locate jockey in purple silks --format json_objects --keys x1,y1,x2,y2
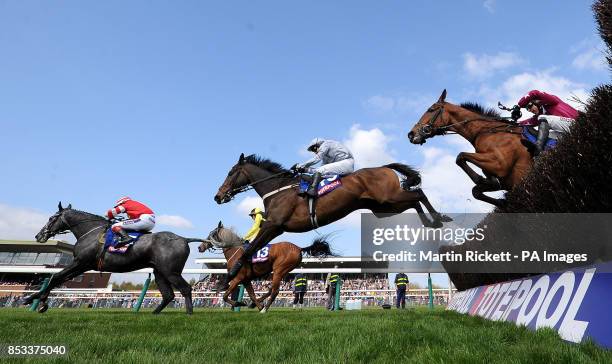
[{"x1": 517, "y1": 90, "x2": 579, "y2": 155}]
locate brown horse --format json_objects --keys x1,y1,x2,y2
[
  {"x1": 214, "y1": 153, "x2": 451, "y2": 280},
  {"x1": 407, "y1": 90, "x2": 532, "y2": 207},
  {"x1": 198, "y1": 222, "x2": 333, "y2": 313}
]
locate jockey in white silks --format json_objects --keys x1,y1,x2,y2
[{"x1": 293, "y1": 138, "x2": 355, "y2": 197}]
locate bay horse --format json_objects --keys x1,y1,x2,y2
[
  {"x1": 407, "y1": 89, "x2": 532, "y2": 207},
  {"x1": 214, "y1": 153, "x2": 451, "y2": 280},
  {"x1": 198, "y1": 221, "x2": 333, "y2": 313},
  {"x1": 25, "y1": 202, "x2": 207, "y2": 314}
]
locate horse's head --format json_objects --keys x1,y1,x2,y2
[
  {"x1": 35, "y1": 202, "x2": 72, "y2": 243},
  {"x1": 408, "y1": 89, "x2": 450, "y2": 145},
  {"x1": 214, "y1": 153, "x2": 253, "y2": 204},
  {"x1": 197, "y1": 221, "x2": 224, "y2": 252}
]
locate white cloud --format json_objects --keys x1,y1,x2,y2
[
  {"x1": 483, "y1": 0, "x2": 496, "y2": 13},
  {"x1": 156, "y1": 215, "x2": 194, "y2": 229},
  {"x1": 480, "y1": 69, "x2": 589, "y2": 112},
  {"x1": 463, "y1": 52, "x2": 525, "y2": 79},
  {"x1": 0, "y1": 203, "x2": 50, "y2": 240},
  {"x1": 235, "y1": 195, "x2": 264, "y2": 216},
  {"x1": 344, "y1": 124, "x2": 395, "y2": 168},
  {"x1": 571, "y1": 42, "x2": 607, "y2": 72}
]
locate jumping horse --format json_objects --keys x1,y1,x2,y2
[
  {"x1": 214, "y1": 154, "x2": 451, "y2": 281},
  {"x1": 408, "y1": 89, "x2": 533, "y2": 207}
]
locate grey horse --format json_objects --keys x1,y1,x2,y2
[{"x1": 24, "y1": 202, "x2": 206, "y2": 314}]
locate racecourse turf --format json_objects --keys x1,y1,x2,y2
[{"x1": 0, "y1": 307, "x2": 609, "y2": 364}]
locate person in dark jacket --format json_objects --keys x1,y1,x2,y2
[
  {"x1": 292, "y1": 273, "x2": 308, "y2": 309},
  {"x1": 326, "y1": 270, "x2": 340, "y2": 311},
  {"x1": 394, "y1": 273, "x2": 409, "y2": 309}
]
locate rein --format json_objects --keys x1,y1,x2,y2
[
  {"x1": 49, "y1": 215, "x2": 107, "y2": 240},
  {"x1": 420, "y1": 105, "x2": 520, "y2": 138},
  {"x1": 225, "y1": 170, "x2": 294, "y2": 200}
]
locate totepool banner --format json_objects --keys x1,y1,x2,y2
[{"x1": 446, "y1": 262, "x2": 612, "y2": 348}]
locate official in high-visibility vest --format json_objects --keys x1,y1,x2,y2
[
  {"x1": 292, "y1": 273, "x2": 308, "y2": 309},
  {"x1": 395, "y1": 273, "x2": 409, "y2": 309},
  {"x1": 326, "y1": 272, "x2": 340, "y2": 310}
]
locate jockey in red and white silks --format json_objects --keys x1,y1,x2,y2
[
  {"x1": 106, "y1": 196, "x2": 155, "y2": 243},
  {"x1": 517, "y1": 90, "x2": 579, "y2": 154}
]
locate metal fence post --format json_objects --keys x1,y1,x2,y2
[
  {"x1": 428, "y1": 273, "x2": 434, "y2": 310},
  {"x1": 29, "y1": 277, "x2": 50, "y2": 312},
  {"x1": 133, "y1": 273, "x2": 151, "y2": 312},
  {"x1": 233, "y1": 284, "x2": 245, "y2": 312},
  {"x1": 334, "y1": 276, "x2": 341, "y2": 311}
]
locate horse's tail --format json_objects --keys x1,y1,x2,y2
[
  {"x1": 301, "y1": 237, "x2": 334, "y2": 257},
  {"x1": 384, "y1": 163, "x2": 421, "y2": 189},
  {"x1": 184, "y1": 238, "x2": 208, "y2": 243}
]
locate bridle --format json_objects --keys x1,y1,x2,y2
[
  {"x1": 418, "y1": 105, "x2": 519, "y2": 140},
  {"x1": 42, "y1": 212, "x2": 107, "y2": 241},
  {"x1": 221, "y1": 166, "x2": 293, "y2": 201}
]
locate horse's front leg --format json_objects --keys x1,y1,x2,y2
[
  {"x1": 456, "y1": 152, "x2": 492, "y2": 184},
  {"x1": 243, "y1": 281, "x2": 264, "y2": 311},
  {"x1": 456, "y1": 152, "x2": 506, "y2": 206},
  {"x1": 23, "y1": 262, "x2": 86, "y2": 310},
  {"x1": 223, "y1": 279, "x2": 243, "y2": 308}
]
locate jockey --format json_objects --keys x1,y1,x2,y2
[
  {"x1": 106, "y1": 196, "x2": 155, "y2": 246},
  {"x1": 244, "y1": 207, "x2": 265, "y2": 244},
  {"x1": 517, "y1": 90, "x2": 579, "y2": 155},
  {"x1": 293, "y1": 138, "x2": 355, "y2": 197}
]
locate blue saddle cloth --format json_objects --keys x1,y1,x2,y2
[
  {"x1": 299, "y1": 175, "x2": 343, "y2": 197},
  {"x1": 104, "y1": 228, "x2": 146, "y2": 254},
  {"x1": 522, "y1": 127, "x2": 557, "y2": 151},
  {"x1": 251, "y1": 244, "x2": 272, "y2": 263}
]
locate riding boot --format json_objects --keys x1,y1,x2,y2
[
  {"x1": 534, "y1": 120, "x2": 550, "y2": 156},
  {"x1": 228, "y1": 259, "x2": 243, "y2": 279},
  {"x1": 114, "y1": 229, "x2": 132, "y2": 247},
  {"x1": 306, "y1": 172, "x2": 322, "y2": 198}
]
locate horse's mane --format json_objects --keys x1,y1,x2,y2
[
  {"x1": 460, "y1": 102, "x2": 501, "y2": 118},
  {"x1": 212, "y1": 227, "x2": 243, "y2": 248},
  {"x1": 66, "y1": 208, "x2": 107, "y2": 222},
  {"x1": 244, "y1": 154, "x2": 289, "y2": 174}
]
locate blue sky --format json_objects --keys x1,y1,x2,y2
[{"x1": 0, "y1": 1, "x2": 607, "y2": 287}]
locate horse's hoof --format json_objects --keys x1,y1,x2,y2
[
  {"x1": 260, "y1": 308, "x2": 268, "y2": 314},
  {"x1": 440, "y1": 214, "x2": 453, "y2": 222},
  {"x1": 37, "y1": 303, "x2": 49, "y2": 313},
  {"x1": 22, "y1": 297, "x2": 33, "y2": 305},
  {"x1": 432, "y1": 220, "x2": 443, "y2": 229}
]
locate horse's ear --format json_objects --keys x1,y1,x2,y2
[
  {"x1": 438, "y1": 89, "x2": 447, "y2": 103},
  {"x1": 218, "y1": 221, "x2": 223, "y2": 228},
  {"x1": 239, "y1": 153, "x2": 245, "y2": 164},
  {"x1": 58, "y1": 201, "x2": 63, "y2": 211},
  {"x1": 67, "y1": 203, "x2": 72, "y2": 209}
]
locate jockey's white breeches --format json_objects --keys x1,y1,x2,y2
[
  {"x1": 112, "y1": 214, "x2": 156, "y2": 232},
  {"x1": 538, "y1": 115, "x2": 574, "y2": 140},
  {"x1": 310, "y1": 158, "x2": 355, "y2": 176}
]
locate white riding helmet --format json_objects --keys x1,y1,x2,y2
[{"x1": 307, "y1": 138, "x2": 324, "y2": 152}]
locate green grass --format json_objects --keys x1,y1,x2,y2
[{"x1": 0, "y1": 307, "x2": 609, "y2": 363}]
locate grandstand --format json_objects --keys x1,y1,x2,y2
[{"x1": 0, "y1": 239, "x2": 111, "y2": 297}]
